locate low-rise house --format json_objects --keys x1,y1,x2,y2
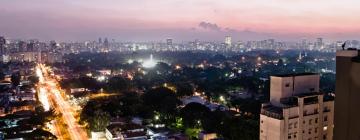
[
  {"x1": 105, "y1": 123, "x2": 147, "y2": 140},
  {"x1": 198, "y1": 131, "x2": 218, "y2": 140}
]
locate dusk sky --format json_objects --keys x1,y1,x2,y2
[{"x1": 1, "y1": 0, "x2": 360, "y2": 42}]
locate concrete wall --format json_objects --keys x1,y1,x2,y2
[
  {"x1": 334, "y1": 50, "x2": 360, "y2": 140},
  {"x1": 270, "y1": 74, "x2": 320, "y2": 106},
  {"x1": 260, "y1": 115, "x2": 284, "y2": 140}
]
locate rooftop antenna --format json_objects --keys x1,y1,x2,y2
[{"x1": 341, "y1": 42, "x2": 346, "y2": 50}]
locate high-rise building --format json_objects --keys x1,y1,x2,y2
[
  {"x1": 104, "y1": 38, "x2": 109, "y2": 47},
  {"x1": 0, "y1": 36, "x2": 6, "y2": 55},
  {"x1": 260, "y1": 73, "x2": 334, "y2": 140},
  {"x1": 316, "y1": 38, "x2": 324, "y2": 50},
  {"x1": 334, "y1": 49, "x2": 360, "y2": 140},
  {"x1": 98, "y1": 37, "x2": 102, "y2": 44},
  {"x1": 166, "y1": 38, "x2": 173, "y2": 47},
  {"x1": 225, "y1": 36, "x2": 232, "y2": 47}
]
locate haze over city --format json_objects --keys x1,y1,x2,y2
[
  {"x1": 1, "y1": 1, "x2": 360, "y2": 140},
  {"x1": 1, "y1": 0, "x2": 360, "y2": 41}
]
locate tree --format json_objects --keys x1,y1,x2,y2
[
  {"x1": 78, "y1": 76, "x2": 100, "y2": 91},
  {"x1": 0, "y1": 70, "x2": 5, "y2": 80},
  {"x1": 27, "y1": 129, "x2": 57, "y2": 139},
  {"x1": 180, "y1": 102, "x2": 211, "y2": 128},
  {"x1": 176, "y1": 83, "x2": 193, "y2": 97},
  {"x1": 143, "y1": 87, "x2": 179, "y2": 114},
  {"x1": 11, "y1": 72, "x2": 21, "y2": 87},
  {"x1": 219, "y1": 117, "x2": 259, "y2": 140},
  {"x1": 90, "y1": 110, "x2": 110, "y2": 132},
  {"x1": 143, "y1": 87, "x2": 180, "y2": 125},
  {"x1": 106, "y1": 76, "x2": 131, "y2": 93}
]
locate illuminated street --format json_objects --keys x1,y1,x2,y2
[{"x1": 36, "y1": 64, "x2": 88, "y2": 140}]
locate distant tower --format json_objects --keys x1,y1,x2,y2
[
  {"x1": 166, "y1": 38, "x2": 173, "y2": 47},
  {"x1": 98, "y1": 38, "x2": 102, "y2": 44},
  {"x1": 0, "y1": 36, "x2": 5, "y2": 55},
  {"x1": 104, "y1": 38, "x2": 109, "y2": 47},
  {"x1": 225, "y1": 36, "x2": 232, "y2": 47},
  {"x1": 316, "y1": 38, "x2": 323, "y2": 49}
]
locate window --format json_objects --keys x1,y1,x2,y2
[
  {"x1": 261, "y1": 130, "x2": 263, "y2": 133},
  {"x1": 323, "y1": 126, "x2": 328, "y2": 131},
  {"x1": 294, "y1": 122, "x2": 298, "y2": 128},
  {"x1": 303, "y1": 120, "x2": 306, "y2": 124},
  {"x1": 324, "y1": 116, "x2": 328, "y2": 121},
  {"x1": 315, "y1": 118, "x2": 318, "y2": 123},
  {"x1": 289, "y1": 123, "x2": 292, "y2": 129},
  {"x1": 309, "y1": 119, "x2": 312, "y2": 125},
  {"x1": 314, "y1": 108, "x2": 318, "y2": 113},
  {"x1": 285, "y1": 83, "x2": 290, "y2": 87},
  {"x1": 315, "y1": 128, "x2": 318, "y2": 133},
  {"x1": 309, "y1": 129, "x2": 312, "y2": 134},
  {"x1": 261, "y1": 120, "x2": 263, "y2": 123},
  {"x1": 323, "y1": 134, "x2": 327, "y2": 140},
  {"x1": 288, "y1": 135, "x2": 292, "y2": 139},
  {"x1": 303, "y1": 130, "x2": 305, "y2": 133}
]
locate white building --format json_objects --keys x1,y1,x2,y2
[
  {"x1": 225, "y1": 36, "x2": 232, "y2": 47},
  {"x1": 260, "y1": 73, "x2": 334, "y2": 140}
]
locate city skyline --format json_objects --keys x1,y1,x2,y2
[{"x1": 1, "y1": 0, "x2": 360, "y2": 41}]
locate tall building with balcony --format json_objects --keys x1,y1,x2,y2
[
  {"x1": 260, "y1": 73, "x2": 334, "y2": 140},
  {"x1": 334, "y1": 49, "x2": 360, "y2": 140}
]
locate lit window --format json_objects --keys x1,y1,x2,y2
[{"x1": 323, "y1": 126, "x2": 328, "y2": 131}]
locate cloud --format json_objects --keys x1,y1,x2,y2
[{"x1": 198, "y1": 21, "x2": 221, "y2": 31}]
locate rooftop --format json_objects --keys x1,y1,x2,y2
[{"x1": 272, "y1": 72, "x2": 318, "y2": 77}]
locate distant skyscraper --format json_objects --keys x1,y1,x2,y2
[
  {"x1": 225, "y1": 36, "x2": 232, "y2": 47},
  {"x1": 104, "y1": 38, "x2": 109, "y2": 47},
  {"x1": 98, "y1": 37, "x2": 102, "y2": 44},
  {"x1": 334, "y1": 49, "x2": 360, "y2": 140},
  {"x1": 260, "y1": 73, "x2": 334, "y2": 140},
  {"x1": 166, "y1": 38, "x2": 173, "y2": 47},
  {"x1": 0, "y1": 36, "x2": 6, "y2": 55},
  {"x1": 316, "y1": 38, "x2": 324, "y2": 49}
]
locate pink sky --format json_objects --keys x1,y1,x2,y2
[{"x1": 1, "y1": 0, "x2": 360, "y2": 41}]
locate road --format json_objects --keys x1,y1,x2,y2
[{"x1": 36, "y1": 64, "x2": 88, "y2": 140}]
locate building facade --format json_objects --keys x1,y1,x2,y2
[
  {"x1": 334, "y1": 49, "x2": 360, "y2": 140},
  {"x1": 260, "y1": 73, "x2": 334, "y2": 140}
]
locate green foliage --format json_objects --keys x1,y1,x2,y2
[
  {"x1": 219, "y1": 117, "x2": 259, "y2": 140},
  {"x1": 90, "y1": 110, "x2": 110, "y2": 132},
  {"x1": 180, "y1": 103, "x2": 210, "y2": 128},
  {"x1": 106, "y1": 76, "x2": 131, "y2": 93},
  {"x1": 185, "y1": 128, "x2": 201, "y2": 140},
  {"x1": 143, "y1": 87, "x2": 179, "y2": 114}
]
